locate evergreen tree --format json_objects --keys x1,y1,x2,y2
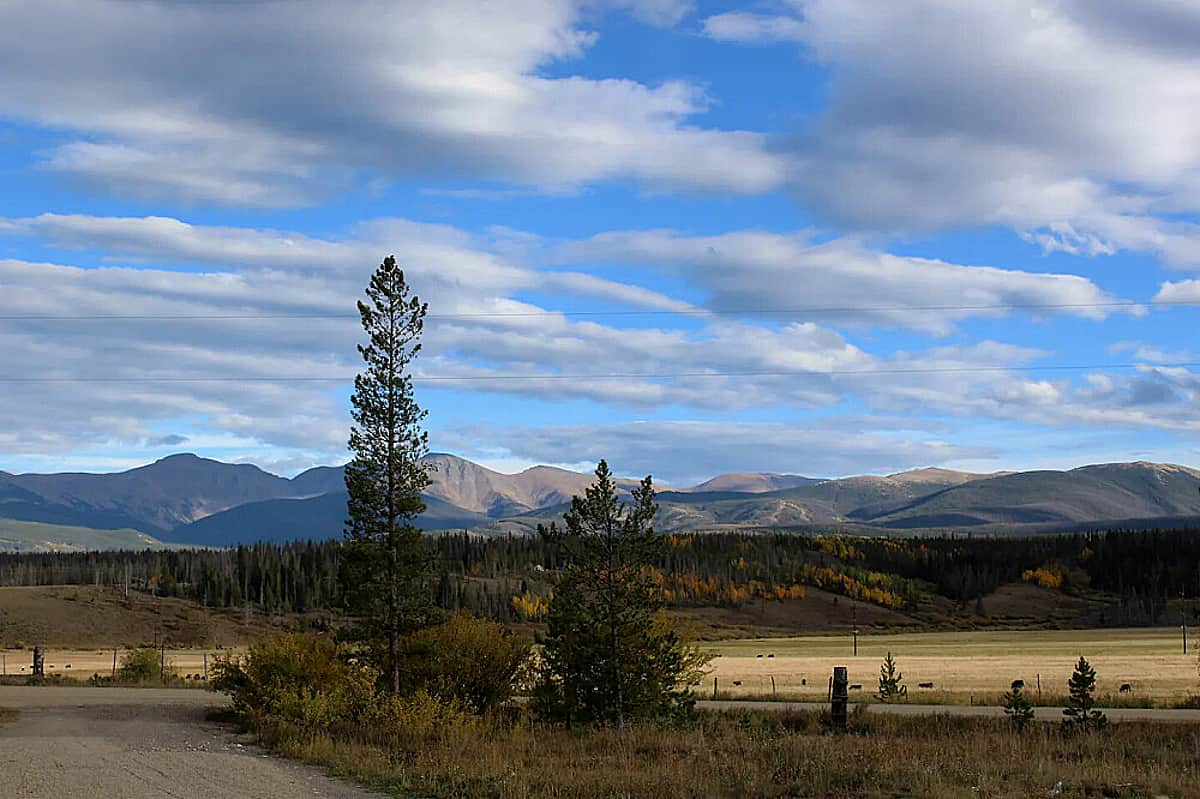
[
  {"x1": 878, "y1": 651, "x2": 905, "y2": 701},
  {"x1": 1061, "y1": 656, "x2": 1107, "y2": 733},
  {"x1": 1002, "y1": 682, "x2": 1035, "y2": 732},
  {"x1": 341, "y1": 255, "x2": 436, "y2": 695},
  {"x1": 534, "y1": 460, "x2": 705, "y2": 728}
]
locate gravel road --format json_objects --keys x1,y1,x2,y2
[{"x1": 0, "y1": 686, "x2": 377, "y2": 799}]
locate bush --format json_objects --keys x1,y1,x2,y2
[
  {"x1": 360, "y1": 689, "x2": 478, "y2": 743},
  {"x1": 117, "y1": 647, "x2": 174, "y2": 683},
  {"x1": 400, "y1": 612, "x2": 531, "y2": 713},
  {"x1": 211, "y1": 632, "x2": 375, "y2": 727}
]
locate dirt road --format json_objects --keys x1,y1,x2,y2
[{"x1": 0, "y1": 686, "x2": 376, "y2": 798}]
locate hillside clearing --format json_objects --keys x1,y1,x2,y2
[{"x1": 0, "y1": 585, "x2": 300, "y2": 649}]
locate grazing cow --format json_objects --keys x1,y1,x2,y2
[
  {"x1": 1011, "y1": 679, "x2": 1025, "y2": 690},
  {"x1": 732, "y1": 680, "x2": 742, "y2": 686},
  {"x1": 767, "y1": 653, "x2": 775, "y2": 658},
  {"x1": 756, "y1": 654, "x2": 763, "y2": 658},
  {"x1": 1119, "y1": 683, "x2": 1133, "y2": 693},
  {"x1": 801, "y1": 678, "x2": 807, "y2": 686},
  {"x1": 849, "y1": 684, "x2": 862, "y2": 691},
  {"x1": 918, "y1": 682, "x2": 934, "y2": 689},
  {"x1": 64, "y1": 664, "x2": 71, "y2": 669}
]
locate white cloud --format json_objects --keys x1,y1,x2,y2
[
  {"x1": 702, "y1": 12, "x2": 806, "y2": 44},
  {"x1": 0, "y1": 0, "x2": 783, "y2": 205},
  {"x1": 559, "y1": 228, "x2": 1125, "y2": 334},
  {"x1": 3, "y1": 212, "x2": 1199, "y2": 471},
  {"x1": 702, "y1": 0, "x2": 1200, "y2": 268},
  {"x1": 438, "y1": 419, "x2": 994, "y2": 484}
]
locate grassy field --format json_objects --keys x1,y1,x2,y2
[
  {"x1": 0, "y1": 647, "x2": 218, "y2": 681},
  {"x1": 706, "y1": 627, "x2": 1200, "y2": 704},
  {"x1": 0, "y1": 706, "x2": 15, "y2": 723},
  {"x1": 264, "y1": 709, "x2": 1200, "y2": 798},
  {"x1": 0, "y1": 518, "x2": 165, "y2": 552}
]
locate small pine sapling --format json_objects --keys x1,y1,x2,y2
[
  {"x1": 878, "y1": 651, "x2": 905, "y2": 701},
  {"x1": 1002, "y1": 682, "x2": 1035, "y2": 732},
  {"x1": 1061, "y1": 655, "x2": 1107, "y2": 733}
]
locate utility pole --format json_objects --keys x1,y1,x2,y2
[
  {"x1": 852, "y1": 600, "x2": 859, "y2": 657},
  {"x1": 1182, "y1": 591, "x2": 1188, "y2": 656}
]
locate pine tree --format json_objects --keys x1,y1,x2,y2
[
  {"x1": 533, "y1": 460, "x2": 706, "y2": 728},
  {"x1": 1002, "y1": 682, "x2": 1035, "y2": 732},
  {"x1": 341, "y1": 255, "x2": 435, "y2": 695},
  {"x1": 1061, "y1": 655, "x2": 1107, "y2": 733},
  {"x1": 878, "y1": 651, "x2": 905, "y2": 701}
]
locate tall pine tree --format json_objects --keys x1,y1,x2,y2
[{"x1": 341, "y1": 255, "x2": 435, "y2": 695}]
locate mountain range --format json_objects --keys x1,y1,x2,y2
[{"x1": 1, "y1": 453, "x2": 1199, "y2": 552}]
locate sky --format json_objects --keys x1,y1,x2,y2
[{"x1": 1, "y1": 0, "x2": 1200, "y2": 485}]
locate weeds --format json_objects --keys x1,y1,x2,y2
[{"x1": 242, "y1": 708, "x2": 1200, "y2": 798}]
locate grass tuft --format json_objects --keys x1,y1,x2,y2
[{"x1": 230, "y1": 707, "x2": 1200, "y2": 798}]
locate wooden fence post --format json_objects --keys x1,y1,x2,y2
[
  {"x1": 32, "y1": 646, "x2": 44, "y2": 677},
  {"x1": 771, "y1": 675, "x2": 776, "y2": 696},
  {"x1": 831, "y1": 666, "x2": 848, "y2": 730},
  {"x1": 712, "y1": 677, "x2": 718, "y2": 700}
]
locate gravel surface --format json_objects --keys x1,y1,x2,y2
[{"x1": 0, "y1": 686, "x2": 378, "y2": 798}]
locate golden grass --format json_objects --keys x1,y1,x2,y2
[
  {"x1": 259, "y1": 709, "x2": 1200, "y2": 798},
  {"x1": 0, "y1": 647, "x2": 222, "y2": 681},
  {"x1": 706, "y1": 627, "x2": 1199, "y2": 703}
]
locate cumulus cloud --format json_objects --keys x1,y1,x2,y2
[
  {"x1": 702, "y1": 0, "x2": 1200, "y2": 267},
  {"x1": 559, "y1": 228, "x2": 1126, "y2": 333},
  {"x1": 3, "y1": 212, "x2": 1197, "y2": 473},
  {"x1": 702, "y1": 12, "x2": 807, "y2": 44},
  {"x1": 438, "y1": 419, "x2": 995, "y2": 484},
  {"x1": 0, "y1": 0, "x2": 783, "y2": 205}
]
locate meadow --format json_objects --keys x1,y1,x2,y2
[
  {"x1": 707, "y1": 627, "x2": 1200, "y2": 704},
  {"x1": 263, "y1": 708, "x2": 1200, "y2": 798}
]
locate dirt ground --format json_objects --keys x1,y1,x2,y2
[
  {"x1": 0, "y1": 585, "x2": 301, "y2": 648},
  {"x1": 0, "y1": 685, "x2": 376, "y2": 798}
]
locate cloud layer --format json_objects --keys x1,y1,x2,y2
[{"x1": 0, "y1": 0, "x2": 782, "y2": 205}]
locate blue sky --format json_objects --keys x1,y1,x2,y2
[{"x1": 1, "y1": 0, "x2": 1199, "y2": 484}]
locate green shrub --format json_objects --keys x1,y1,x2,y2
[
  {"x1": 117, "y1": 647, "x2": 173, "y2": 683},
  {"x1": 360, "y1": 689, "x2": 478, "y2": 742},
  {"x1": 211, "y1": 632, "x2": 375, "y2": 727},
  {"x1": 400, "y1": 612, "x2": 531, "y2": 713}
]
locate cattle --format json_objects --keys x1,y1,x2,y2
[
  {"x1": 756, "y1": 654, "x2": 763, "y2": 658},
  {"x1": 1119, "y1": 683, "x2": 1133, "y2": 693},
  {"x1": 801, "y1": 678, "x2": 807, "y2": 686},
  {"x1": 918, "y1": 682, "x2": 934, "y2": 689},
  {"x1": 732, "y1": 680, "x2": 742, "y2": 686},
  {"x1": 1011, "y1": 679, "x2": 1025, "y2": 690},
  {"x1": 849, "y1": 684, "x2": 862, "y2": 691},
  {"x1": 767, "y1": 653, "x2": 775, "y2": 658}
]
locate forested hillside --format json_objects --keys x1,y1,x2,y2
[{"x1": 3, "y1": 528, "x2": 1197, "y2": 629}]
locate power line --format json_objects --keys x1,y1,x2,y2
[
  {"x1": 0, "y1": 298, "x2": 1192, "y2": 322},
  {"x1": 0, "y1": 361, "x2": 1195, "y2": 384}
]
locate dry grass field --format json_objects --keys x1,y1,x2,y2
[
  {"x1": 0, "y1": 646, "x2": 219, "y2": 680},
  {"x1": 706, "y1": 627, "x2": 1200, "y2": 704}
]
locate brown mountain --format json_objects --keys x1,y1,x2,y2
[{"x1": 688, "y1": 472, "x2": 819, "y2": 493}]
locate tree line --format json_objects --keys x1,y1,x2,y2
[{"x1": 4, "y1": 526, "x2": 1200, "y2": 624}]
